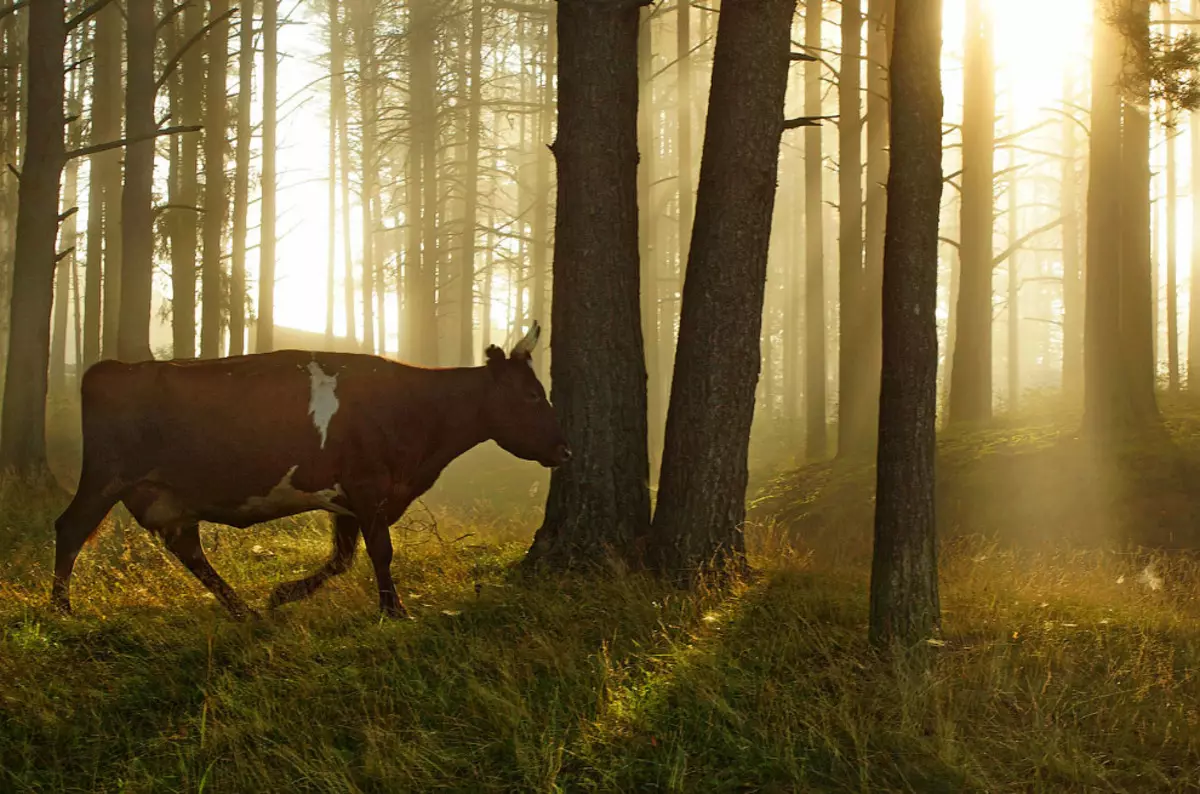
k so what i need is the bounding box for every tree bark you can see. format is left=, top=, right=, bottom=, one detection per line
left=530, top=16, right=555, bottom=379
left=330, top=0, right=355, bottom=347
left=0, top=0, right=65, bottom=475
left=100, top=4, right=124, bottom=362
left=804, top=0, right=827, bottom=459
left=117, top=0, right=157, bottom=363
left=230, top=0, right=254, bottom=355
left=200, top=0, right=229, bottom=358
left=257, top=0, right=277, bottom=352
left=1165, top=10, right=1179, bottom=393
left=524, top=0, right=650, bottom=571
left=837, top=0, right=867, bottom=458
left=868, top=0, right=943, bottom=650
left=650, top=0, right=796, bottom=578
left=1117, top=0, right=1158, bottom=424
left=946, top=0, right=993, bottom=424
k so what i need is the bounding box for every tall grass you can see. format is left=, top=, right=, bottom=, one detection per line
left=3, top=414, right=1200, bottom=792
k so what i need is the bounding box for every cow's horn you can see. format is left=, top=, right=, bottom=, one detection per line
left=513, top=321, right=541, bottom=356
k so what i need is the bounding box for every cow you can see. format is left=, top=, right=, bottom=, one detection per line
left=50, top=322, right=569, bottom=620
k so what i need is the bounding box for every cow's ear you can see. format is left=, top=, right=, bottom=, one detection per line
left=485, top=345, right=506, bottom=366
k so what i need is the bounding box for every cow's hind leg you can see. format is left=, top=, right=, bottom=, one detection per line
left=162, top=523, right=257, bottom=620
left=52, top=476, right=122, bottom=614
left=267, top=515, right=360, bottom=610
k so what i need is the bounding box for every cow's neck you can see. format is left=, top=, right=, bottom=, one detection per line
left=400, top=366, right=491, bottom=487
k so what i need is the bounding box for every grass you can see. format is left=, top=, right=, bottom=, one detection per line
left=2, top=404, right=1200, bottom=791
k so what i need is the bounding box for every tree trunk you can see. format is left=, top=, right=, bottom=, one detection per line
left=51, top=33, right=82, bottom=397
left=677, top=0, right=693, bottom=302
left=837, top=0, right=866, bottom=458
left=1006, top=121, right=1020, bottom=412
left=1165, top=17, right=1180, bottom=393
left=331, top=0, right=356, bottom=346
left=523, top=0, right=650, bottom=571
left=0, top=0, right=65, bottom=475
left=1061, top=69, right=1083, bottom=399
left=409, top=0, right=438, bottom=364
left=1117, top=0, right=1158, bottom=424
left=860, top=0, right=892, bottom=449
left=83, top=3, right=121, bottom=369
left=168, top=0, right=203, bottom=360
left=257, top=0, right=277, bottom=352
left=200, top=0, right=229, bottom=357
left=804, top=0, right=827, bottom=459
left=530, top=17, right=555, bottom=379
left=638, top=7, right=662, bottom=482
left=351, top=1, right=374, bottom=355
left=457, top=0, right=484, bottom=366
left=868, top=0, right=943, bottom=650
left=947, top=0, right=993, bottom=424
left=650, top=0, right=796, bottom=578
left=117, top=0, right=157, bottom=363
left=1191, top=3, right=1200, bottom=389
left=100, top=5, right=124, bottom=362
left=230, top=0, right=254, bottom=355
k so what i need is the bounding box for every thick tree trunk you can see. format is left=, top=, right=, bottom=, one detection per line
left=257, top=0, right=278, bottom=352
left=0, top=0, right=65, bottom=475
left=650, top=0, right=796, bottom=578
left=867, top=0, right=943, bottom=650
left=117, top=0, right=157, bottom=363
left=1085, top=0, right=1153, bottom=435
left=524, top=0, right=650, bottom=571
left=837, top=0, right=867, bottom=458
left=83, top=3, right=121, bottom=369
left=947, top=0, right=993, bottom=424
left=409, top=0, right=438, bottom=365
left=804, top=0, right=827, bottom=459
left=200, top=0, right=230, bottom=358
left=1117, top=0, right=1158, bottom=423
left=230, top=0, right=254, bottom=355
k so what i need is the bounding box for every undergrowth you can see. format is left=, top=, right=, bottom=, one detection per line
left=2, top=405, right=1200, bottom=791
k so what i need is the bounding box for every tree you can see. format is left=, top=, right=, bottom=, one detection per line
left=257, top=0, right=277, bottom=353
left=230, top=0, right=255, bottom=356
left=0, top=0, right=66, bottom=476
left=116, top=0, right=158, bottom=363
left=946, top=0, right=994, bottom=424
left=804, top=0, right=827, bottom=459
left=523, top=0, right=651, bottom=570
left=650, top=0, right=797, bottom=578
left=837, top=0, right=868, bottom=458
left=867, top=0, right=943, bottom=649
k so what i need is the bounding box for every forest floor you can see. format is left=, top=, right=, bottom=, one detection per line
left=2, top=398, right=1200, bottom=792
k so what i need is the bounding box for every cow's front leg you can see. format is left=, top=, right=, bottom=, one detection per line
left=361, top=518, right=407, bottom=619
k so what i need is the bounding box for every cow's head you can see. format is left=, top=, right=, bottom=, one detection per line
left=483, top=321, right=571, bottom=467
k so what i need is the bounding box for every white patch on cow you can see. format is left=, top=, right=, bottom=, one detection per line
left=307, top=360, right=339, bottom=449
left=239, top=465, right=355, bottom=518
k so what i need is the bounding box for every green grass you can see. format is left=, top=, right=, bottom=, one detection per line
left=3, top=407, right=1200, bottom=792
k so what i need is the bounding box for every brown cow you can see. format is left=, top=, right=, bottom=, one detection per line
left=51, top=322, right=568, bottom=620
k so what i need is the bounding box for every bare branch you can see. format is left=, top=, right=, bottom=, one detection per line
left=156, top=6, right=239, bottom=92
left=65, top=124, right=203, bottom=161
left=992, top=215, right=1069, bottom=267
left=0, top=0, right=28, bottom=22
left=67, top=0, right=117, bottom=32
left=783, top=115, right=836, bottom=129
left=58, top=207, right=79, bottom=223
left=56, top=246, right=76, bottom=263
